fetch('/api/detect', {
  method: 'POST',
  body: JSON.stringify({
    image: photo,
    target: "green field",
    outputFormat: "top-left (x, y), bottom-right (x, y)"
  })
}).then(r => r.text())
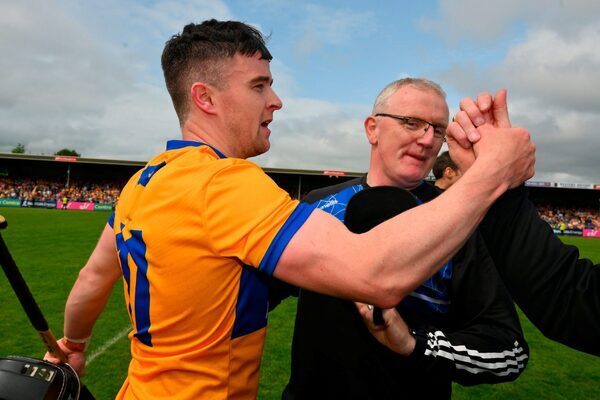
top-left (0, 208), bottom-right (599, 399)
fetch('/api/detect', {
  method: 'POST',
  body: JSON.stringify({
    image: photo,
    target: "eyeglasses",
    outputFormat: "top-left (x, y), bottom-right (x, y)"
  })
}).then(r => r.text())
top-left (374, 113), bottom-right (446, 140)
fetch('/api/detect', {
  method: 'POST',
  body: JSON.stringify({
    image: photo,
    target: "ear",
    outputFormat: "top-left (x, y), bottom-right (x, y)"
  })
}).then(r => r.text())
top-left (444, 166), bottom-right (454, 179)
top-left (191, 82), bottom-right (217, 115)
top-left (364, 116), bottom-right (378, 145)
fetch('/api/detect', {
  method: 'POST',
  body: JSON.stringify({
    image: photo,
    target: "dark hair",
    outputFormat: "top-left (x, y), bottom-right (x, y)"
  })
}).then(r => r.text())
top-left (432, 151), bottom-right (458, 179)
top-left (161, 19), bottom-right (272, 125)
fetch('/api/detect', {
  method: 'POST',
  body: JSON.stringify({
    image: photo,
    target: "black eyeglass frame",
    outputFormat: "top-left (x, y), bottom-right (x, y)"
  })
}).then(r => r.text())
top-left (374, 113), bottom-right (446, 141)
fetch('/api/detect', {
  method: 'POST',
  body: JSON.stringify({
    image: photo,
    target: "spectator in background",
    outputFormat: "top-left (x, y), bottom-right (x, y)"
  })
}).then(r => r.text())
top-left (432, 150), bottom-right (462, 191)
top-left (0, 178), bottom-right (121, 206)
top-left (536, 204), bottom-right (599, 230)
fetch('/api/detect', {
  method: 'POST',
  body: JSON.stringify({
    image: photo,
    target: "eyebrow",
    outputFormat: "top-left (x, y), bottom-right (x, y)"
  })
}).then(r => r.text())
top-left (248, 76), bottom-right (273, 85)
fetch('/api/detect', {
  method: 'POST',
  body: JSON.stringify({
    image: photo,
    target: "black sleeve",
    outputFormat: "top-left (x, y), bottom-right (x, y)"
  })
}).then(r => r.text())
top-left (404, 233), bottom-right (529, 385)
top-left (480, 186), bottom-right (600, 355)
top-left (266, 275), bottom-right (298, 311)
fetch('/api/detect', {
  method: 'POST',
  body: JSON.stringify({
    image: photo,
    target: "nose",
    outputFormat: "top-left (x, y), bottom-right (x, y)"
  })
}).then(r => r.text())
top-left (269, 87), bottom-right (283, 111)
top-left (417, 125), bottom-right (435, 147)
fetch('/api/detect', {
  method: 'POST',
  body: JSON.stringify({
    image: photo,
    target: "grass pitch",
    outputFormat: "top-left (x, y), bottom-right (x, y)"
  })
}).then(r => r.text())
top-left (0, 208), bottom-right (599, 399)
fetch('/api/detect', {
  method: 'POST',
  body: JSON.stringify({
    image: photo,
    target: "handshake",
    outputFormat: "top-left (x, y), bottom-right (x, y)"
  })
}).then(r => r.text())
top-left (446, 89), bottom-right (535, 193)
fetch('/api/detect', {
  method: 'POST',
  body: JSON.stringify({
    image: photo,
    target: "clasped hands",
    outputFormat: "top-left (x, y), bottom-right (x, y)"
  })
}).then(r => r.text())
top-left (356, 90), bottom-right (535, 355)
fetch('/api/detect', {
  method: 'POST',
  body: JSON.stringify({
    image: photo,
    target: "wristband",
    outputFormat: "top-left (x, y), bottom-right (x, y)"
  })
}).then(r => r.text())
top-left (63, 336), bottom-right (90, 352)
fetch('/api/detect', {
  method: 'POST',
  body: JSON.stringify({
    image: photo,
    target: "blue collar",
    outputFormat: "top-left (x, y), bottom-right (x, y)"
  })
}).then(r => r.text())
top-left (166, 140), bottom-right (227, 159)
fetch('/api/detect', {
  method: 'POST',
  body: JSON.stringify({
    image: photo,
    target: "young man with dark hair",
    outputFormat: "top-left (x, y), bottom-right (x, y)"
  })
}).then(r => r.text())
top-left (46, 21), bottom-right (535, 399)
top-left (433, 150), bottom-right (462, 190)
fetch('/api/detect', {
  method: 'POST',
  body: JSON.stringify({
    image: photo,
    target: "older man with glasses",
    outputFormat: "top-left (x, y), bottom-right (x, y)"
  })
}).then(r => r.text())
top-left (281, 78), bottom-right (529, 399)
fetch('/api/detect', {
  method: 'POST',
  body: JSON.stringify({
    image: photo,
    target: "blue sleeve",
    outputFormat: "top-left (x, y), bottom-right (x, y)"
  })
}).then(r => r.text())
top-left (107, 212), bottom-right (115, 228)
top-left (258, 203), bottom-right (316, 276)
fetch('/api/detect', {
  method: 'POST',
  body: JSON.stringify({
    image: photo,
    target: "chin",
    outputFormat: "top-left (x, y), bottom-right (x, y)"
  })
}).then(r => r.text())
top-left (251, 143), bottom-right (270, 158)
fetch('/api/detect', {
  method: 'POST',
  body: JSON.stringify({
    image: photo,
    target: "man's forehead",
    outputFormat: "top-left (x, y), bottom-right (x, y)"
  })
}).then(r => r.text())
top-left (387, 86), bottom-right (449, 119)
top-left (389, 85), bottom-right (446, 104)
top-left (227, 52), bottom-right (272, 77)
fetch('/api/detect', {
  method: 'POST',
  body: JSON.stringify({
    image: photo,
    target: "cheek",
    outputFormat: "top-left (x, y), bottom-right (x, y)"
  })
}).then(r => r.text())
top-left (381, 133), bottom-right (410, 152)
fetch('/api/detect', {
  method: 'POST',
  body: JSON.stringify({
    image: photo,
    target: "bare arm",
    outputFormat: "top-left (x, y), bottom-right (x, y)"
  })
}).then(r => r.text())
top-left (44, 223), bottom-right (122, 374)
top-left (63, 223), bottom-right (122, 340)
top-left (275, 132), bottom-right (535, 308)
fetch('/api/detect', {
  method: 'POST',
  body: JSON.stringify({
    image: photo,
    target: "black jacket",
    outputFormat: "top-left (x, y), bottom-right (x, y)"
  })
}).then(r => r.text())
top-left (481, 186), bottom-right (600, 355)
top-left (281, 178), bottom-right (529, 400)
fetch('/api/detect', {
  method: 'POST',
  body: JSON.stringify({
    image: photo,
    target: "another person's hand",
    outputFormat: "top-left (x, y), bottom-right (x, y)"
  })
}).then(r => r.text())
top-left (451, 89), bottom-right (512, 146)
top-left (43, 337), bottom-right (87, 377)
top-left (447, 89), bottom-right (534, 188)
top-left (471, 124), bottom-right (536, 189)
top-left (355, 303), bottom-right (416, 356)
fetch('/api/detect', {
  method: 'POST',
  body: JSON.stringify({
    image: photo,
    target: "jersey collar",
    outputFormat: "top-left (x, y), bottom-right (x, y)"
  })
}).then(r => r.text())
top-left (166, 140), bottom-right (227, 159)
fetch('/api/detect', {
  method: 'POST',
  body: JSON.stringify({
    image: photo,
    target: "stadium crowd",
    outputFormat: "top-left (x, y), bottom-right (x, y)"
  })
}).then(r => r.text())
top-left (0, 178), bottom-right (121, 205)
top-left (537, 204), bottom-right (599, 230)
top-left (0, 177), bottom-right (598, 229)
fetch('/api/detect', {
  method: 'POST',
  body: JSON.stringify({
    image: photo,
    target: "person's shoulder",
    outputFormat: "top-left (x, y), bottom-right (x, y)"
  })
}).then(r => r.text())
top-left (412, 181), bottom-right (440, 202)
top-left (303, 177), bottom-right (364, 204)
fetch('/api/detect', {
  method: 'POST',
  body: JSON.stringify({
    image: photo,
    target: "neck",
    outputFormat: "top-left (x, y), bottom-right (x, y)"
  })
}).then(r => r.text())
top-left (435, 179), bottom-right (451, 190)
top-left (181, 117), bottom-right (238, 158)
top-left (366, 171), bottom-right (421, 191)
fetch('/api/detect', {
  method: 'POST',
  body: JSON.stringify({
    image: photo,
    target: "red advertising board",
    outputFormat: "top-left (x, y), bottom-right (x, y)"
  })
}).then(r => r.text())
top-left (56, 201), bottom-right (94, 211)
top-left (583, 229), bottom-right (600, 238)
top-left (54, 156), bottom-right (78, 162)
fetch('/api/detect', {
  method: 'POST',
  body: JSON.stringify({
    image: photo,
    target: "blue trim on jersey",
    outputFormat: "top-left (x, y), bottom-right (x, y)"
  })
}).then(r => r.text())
top-left (116, 224), bottom-right (131, 290)
top-left (107, 212), bottom-right (115, 228)
top-left (310, 184), bottom-right (364, 223)
top-left (115, 225), bottom-right (153, 346)
top-left (138, 161), bottom-right (166, 187)
top-left (259, 202), bottom-right (316, 276)
top-left (403, 260), bottom-right (453, 315)
top-left (166, 140), bottom-right (227, 159)
top-left (129, 230), bottom-right (152, 347)
top-left (232, 266), bottom-right (269, 339)
top-left (116, 225), bottom-right (134, 326)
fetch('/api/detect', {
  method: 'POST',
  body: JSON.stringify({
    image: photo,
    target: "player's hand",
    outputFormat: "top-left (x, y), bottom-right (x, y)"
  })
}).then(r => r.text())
top-left (471, 124), bottom-right (536, 189)
top-left (43, 338), bottom-right (86, 377)
top-left (355, 302), bottom-right (416, 356)
top-left (448, 89), bottom-right (513, 172)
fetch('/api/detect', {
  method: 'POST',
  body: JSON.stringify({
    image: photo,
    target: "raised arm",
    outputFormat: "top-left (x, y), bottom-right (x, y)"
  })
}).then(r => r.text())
top-left (481, 186), bottom-right (600, 355)
top-left (274, 128), bottom-right (535, 308)
top-left (449, 90), bottom-right (600, 355)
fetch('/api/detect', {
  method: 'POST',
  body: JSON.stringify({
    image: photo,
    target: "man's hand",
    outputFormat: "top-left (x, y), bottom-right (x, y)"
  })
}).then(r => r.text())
top-left (43, 337), bottom-right (86, 377)
top-left (470, 124), bottom-right (535, 189)
top-left (355, 303), bottom-right (416, 356)
top-left (451, 89), bottom-right (512, 147)
top-left (447, 88), bottom-right (534, 188)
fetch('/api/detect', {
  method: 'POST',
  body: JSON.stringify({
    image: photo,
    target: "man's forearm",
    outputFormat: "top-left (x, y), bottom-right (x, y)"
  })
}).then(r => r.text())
top-left (63, 267), bottom-right (119, 340)
top-left (63, 224), bottom-right (122, 341)
top-left (481, 187), bottom-right (600, 355)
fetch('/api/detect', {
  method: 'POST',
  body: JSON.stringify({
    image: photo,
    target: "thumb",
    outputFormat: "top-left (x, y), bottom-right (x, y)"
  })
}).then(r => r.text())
top-left (493, 89), bottom-right (511, 128)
